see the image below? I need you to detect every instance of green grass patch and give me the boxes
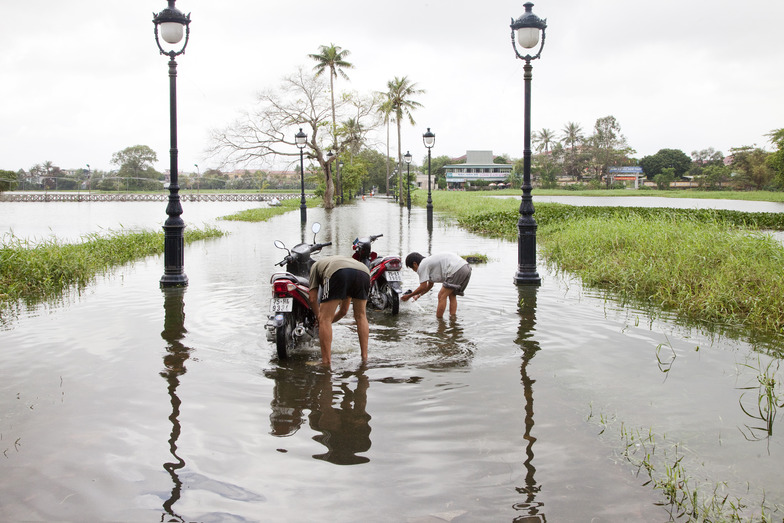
[221,196,317,222]
[0,226,225,305]
[412,191,784,335]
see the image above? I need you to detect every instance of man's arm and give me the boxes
[401,281,433,301]
[309,288,320,323]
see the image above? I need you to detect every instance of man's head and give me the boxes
[405,252,425,271]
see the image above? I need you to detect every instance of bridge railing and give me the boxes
[0,193,301,203]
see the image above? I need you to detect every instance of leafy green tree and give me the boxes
[653,167,675,189]
[424,155,455,188]
[587,115,635,185]
[340,158,369,198]
[766,129,784,188]
[729,146,774,190]
[696,163,731,190]
[533,155,559,189]
[384,76,424,205]
[356,148,394,193]
[0,170,17,192]
[639,148,692,179]
[310,43,353,202]
[493,154,512,165]
[110,145,161,191]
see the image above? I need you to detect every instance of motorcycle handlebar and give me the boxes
[310,241,332,253]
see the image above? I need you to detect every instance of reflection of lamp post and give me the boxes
[193,163,200,195]
[423,128,435,228]
[511,2,545,286]
[154,0,191,288]
[515,285,542,519]
[404,150,412,211]
[160,287,190,520]
[295,128,307,224]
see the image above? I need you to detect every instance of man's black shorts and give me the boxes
[320,268,370,302]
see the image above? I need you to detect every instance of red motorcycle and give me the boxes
[352,234,403,315]
[266,223,331,358]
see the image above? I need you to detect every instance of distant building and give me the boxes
[443,150,513,189]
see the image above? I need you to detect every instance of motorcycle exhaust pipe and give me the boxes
[293,325,306,337]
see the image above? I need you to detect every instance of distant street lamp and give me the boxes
[423,128,435,228]
[194,163,200,195]
[154,0,191,288]
[295,128,308,223]
[86,164,91,195]
[404,150,412,211]
[510,2,545,286]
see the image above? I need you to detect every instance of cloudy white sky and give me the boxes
[1,0,782,173]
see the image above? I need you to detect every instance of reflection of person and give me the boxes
[401,252,471,318]
[308,256,371,365]
[310,368,371,465]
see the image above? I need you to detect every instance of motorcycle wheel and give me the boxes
[383,283,399,315]
[275,313,294,359]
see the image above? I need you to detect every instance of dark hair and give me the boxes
[405,252,424,269]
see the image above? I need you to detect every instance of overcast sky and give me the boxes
[1,0,782,173]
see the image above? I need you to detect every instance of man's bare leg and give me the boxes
[352,298,369,362]
[317,300,341,365]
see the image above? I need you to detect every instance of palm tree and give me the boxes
[561,122,584,150]
[377,95,394,196]
[384,76,424,204]
[561,122,585,180]
[533,128,556,153]
[309,44,353,204]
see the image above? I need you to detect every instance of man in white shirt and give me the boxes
[401,252,471,318]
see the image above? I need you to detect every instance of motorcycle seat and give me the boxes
[271,272,310,287]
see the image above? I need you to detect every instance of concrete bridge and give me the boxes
[0,192,301,203]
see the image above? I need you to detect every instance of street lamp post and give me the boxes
[86,164,91,195]
[295,128,308,224]
[423,128,435,228]
[154,0,191,288]
[194,163,200,195]
[404,151,412,211]
[510,2,545,286]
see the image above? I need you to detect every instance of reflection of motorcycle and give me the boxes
[352,234,403,315]
[265,223,331,359]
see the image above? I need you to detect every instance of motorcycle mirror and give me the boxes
[274,240,286,250]
[311,222,321,243]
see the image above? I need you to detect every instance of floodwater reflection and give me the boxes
[160,288,190,522]
[267,363,372,466]
[514,286,545,521]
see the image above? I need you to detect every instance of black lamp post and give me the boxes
[193,163,200,195]
[154,0,191,288]
[423,128,435,228]
[510,2,545,286]
[295,128,308,223]
[404,150,412,211]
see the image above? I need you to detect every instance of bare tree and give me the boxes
[210,68,361,208]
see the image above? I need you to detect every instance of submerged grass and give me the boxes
[221,196,317,222]
[411,191,784,336]
[0,226,225,305]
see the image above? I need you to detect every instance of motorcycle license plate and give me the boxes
[385,271,402,282]
[269,298,293,312]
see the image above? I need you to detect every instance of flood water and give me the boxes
[1,195,783,521]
